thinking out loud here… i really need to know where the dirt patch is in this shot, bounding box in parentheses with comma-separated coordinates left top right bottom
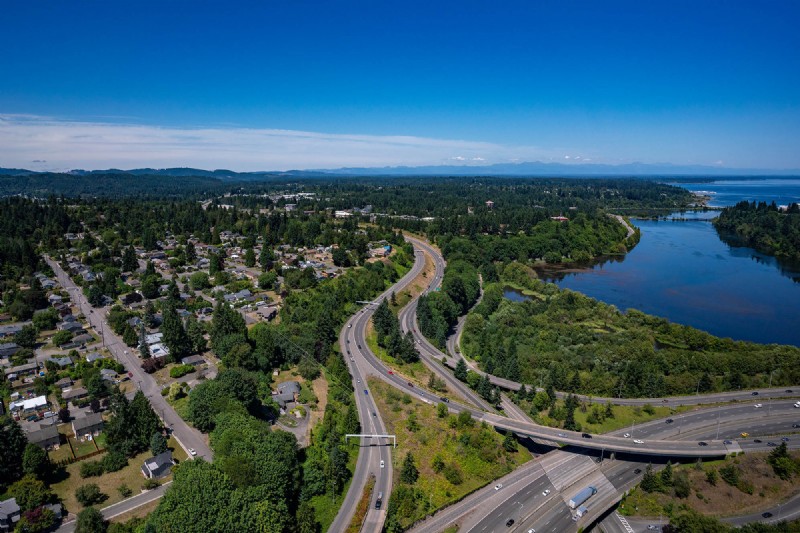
(308, 373, 328, 432)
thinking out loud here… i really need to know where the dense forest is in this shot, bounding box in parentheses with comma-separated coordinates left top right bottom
(714, 200, 800, 263)
(460, 263, 800, 397)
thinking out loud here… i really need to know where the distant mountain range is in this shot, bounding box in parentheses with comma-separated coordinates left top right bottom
(1, 161, 798, 179)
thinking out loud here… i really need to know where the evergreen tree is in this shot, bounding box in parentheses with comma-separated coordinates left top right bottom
(661, 461, 673, 487)
(150, 432, 168, 456)
(186, 241, 197, 263)
(244, 248, 256, 267)
(640, 464, 660, 492)
(400, 452, 419, 484)
(259, 244, 274, 271)
(1, 416, 28, 491)
(161, 305, 191, 361)
(454, 358, 468, 381)
(122, 324, 138, 347)
(139, 322, 150, 359)
(122, 246, 138, 273)
(186, 315, 207, 354)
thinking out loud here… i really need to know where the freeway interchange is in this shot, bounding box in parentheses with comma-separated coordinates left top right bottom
(333, 236, 800, 533)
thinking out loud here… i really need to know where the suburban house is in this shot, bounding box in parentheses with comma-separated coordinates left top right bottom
(62, 387, 89, 402)
(120, 292, 143, 306)
(25, 424, 60, 450)
(85, 352, 105, 364)
(47, 356, 73, 369)
(55, 377, 73, 390)
(0, 342, 20, 358)
(0, 498, 21, 532)
(72, 412, 104, 441)
(9, 395, 49, 416)
(141, 450, 174, 479)
(0, 324, 24, 338)
(150, 343, 170, 358)
(100, 368, 117, 382)
(272, 381, 301, 409)
(181, 355, 205, 366)
(71, 333, 94, 345)
(6, 362, 38, 379)
(48, 294, 63, 305)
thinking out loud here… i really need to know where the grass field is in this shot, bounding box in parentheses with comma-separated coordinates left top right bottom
(370, 378, 531, 529)
(620, 450, 800, 519)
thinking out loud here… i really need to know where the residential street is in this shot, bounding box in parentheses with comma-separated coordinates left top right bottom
(45, 255, 212, 461)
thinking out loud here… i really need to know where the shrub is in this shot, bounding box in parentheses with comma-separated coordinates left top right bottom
(169, 364, 196, 379)
(117, 485, 132, 498)
(76, 484, 106, 506)
(142, 478, 161, 490)
(101, 452, 128, 473)
(443, 463, 463, 485)
(79, 461, 104, 479)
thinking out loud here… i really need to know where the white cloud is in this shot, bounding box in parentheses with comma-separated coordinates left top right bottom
(0, 114, 558, 172)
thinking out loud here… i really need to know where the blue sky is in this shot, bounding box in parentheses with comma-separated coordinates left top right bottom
(2, 1, 799, 171)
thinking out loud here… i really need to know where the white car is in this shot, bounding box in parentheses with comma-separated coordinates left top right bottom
(348, 324, 352, 328)
(633, 439, 645, 444)
(495, 484, 503, 490)
(542, 489, 550, 496)
(380, 460, 385, 468)
(754, 403, 763, 408)
(623, 433, 631, 438)
(188, 448, 197, 456)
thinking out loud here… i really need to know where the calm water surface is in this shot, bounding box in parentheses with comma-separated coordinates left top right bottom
(536, 180, 800, 347)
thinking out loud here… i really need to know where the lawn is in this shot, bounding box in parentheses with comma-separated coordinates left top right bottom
(370, 378, 532, 529)
(575, 402, 686, 435)
(51, 436, 186, 515)
(69, 436, 100, 459)
(166, 395, 190, 421)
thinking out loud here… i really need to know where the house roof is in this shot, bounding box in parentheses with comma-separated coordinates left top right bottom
(277, 381, 300, 395)
(9, 395, 48, 412)
(26, 424, 59, 444)
(0, 497, 20, 518)
(62, 387, 88, 400)
(47, 356, 73, 368)
(143, 450, 174, 473)
(181, 355, 205, 366)
(73, 412, 104, 434)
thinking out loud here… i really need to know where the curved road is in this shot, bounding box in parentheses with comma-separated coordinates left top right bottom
(411, 241, 800, 407)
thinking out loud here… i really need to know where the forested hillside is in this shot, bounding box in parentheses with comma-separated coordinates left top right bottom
(460, 263, 800, 397)
(714, 200, 800, 263)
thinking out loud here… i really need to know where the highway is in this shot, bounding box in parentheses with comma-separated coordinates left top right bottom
(45, 256, 212, 461)
(328, 247, 429, 532)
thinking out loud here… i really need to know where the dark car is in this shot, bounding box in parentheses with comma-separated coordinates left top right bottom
(582, 433, 592, 439)
(782, 437, 790, 442)
(752, 391, 759, 396)
(407, 382, 414, 387)
(440, 397, 449, 403)
(364, 390, 369, 395)
(794, 424, 800, 428)
(723, 440, 733, 444)
(666, 418, 674, 424)
(762, 512, 773, 518)
(662, 399, 669, 403)
(634, 468, 642, 474)
(786, 389, 794, 393)
(754, 439, 763, 443)
(698, 441, 708, 446)
(506, 519, 515, 527)
(767, 441, 777, 446)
